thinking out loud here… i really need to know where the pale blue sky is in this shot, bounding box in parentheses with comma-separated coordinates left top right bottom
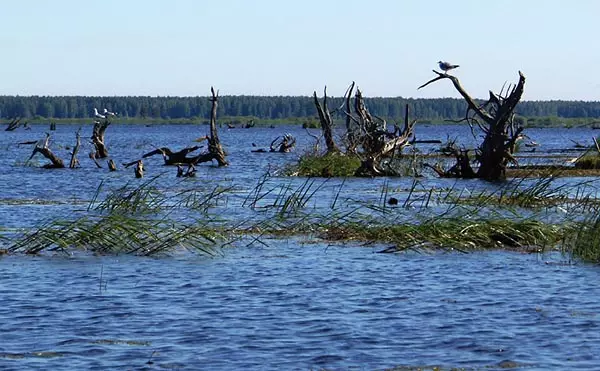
(1, 0, 598, 100)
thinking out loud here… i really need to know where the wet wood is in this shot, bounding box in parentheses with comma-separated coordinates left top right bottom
(69, 129, 81, 168)
(26, 133, 65, 168)
(419, 71, 526, 181)
(91, 119, 111, 159)
(142, 145, 202, 165)
(313, 87, 340, 154)
(135, 160, 144, 178)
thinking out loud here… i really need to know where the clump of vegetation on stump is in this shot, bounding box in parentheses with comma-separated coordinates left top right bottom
(295, 82, 416, 177)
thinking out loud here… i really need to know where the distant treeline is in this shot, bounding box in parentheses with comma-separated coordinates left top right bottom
(1, 95, 599, 121)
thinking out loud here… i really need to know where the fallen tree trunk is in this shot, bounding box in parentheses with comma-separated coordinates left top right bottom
(142, 145, 201, 165)
(26, 133, 65, 168)
(5, 117, 22, 131)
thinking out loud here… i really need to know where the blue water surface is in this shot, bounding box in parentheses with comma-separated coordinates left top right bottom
(0, 123, 599, 370)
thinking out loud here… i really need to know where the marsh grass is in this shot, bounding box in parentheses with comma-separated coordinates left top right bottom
(575, 152, 600, 169)
(8, 171, 600, 262)
(9, 177, 229, 256)
(294, 152, 361, 177)
(320, 216, 563, 253)
(443, 175, 600, 213)
(563, 214, 600, 263)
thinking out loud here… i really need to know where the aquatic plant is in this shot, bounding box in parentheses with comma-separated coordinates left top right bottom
(563, 214, 600, 263)
(294, 152, 361, 177)
(8, 178, 229, 256)
(575, 152, 600, 169)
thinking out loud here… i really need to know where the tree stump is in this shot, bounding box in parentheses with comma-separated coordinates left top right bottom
(419, 70, 526, 181)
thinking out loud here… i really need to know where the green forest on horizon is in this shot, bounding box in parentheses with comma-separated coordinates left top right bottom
(1, 95, 600, 126)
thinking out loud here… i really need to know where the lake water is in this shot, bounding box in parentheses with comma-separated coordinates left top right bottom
(1, 123, 599, 370)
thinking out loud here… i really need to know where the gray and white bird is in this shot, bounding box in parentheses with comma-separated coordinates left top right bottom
(93, 108, 106, 119)
(438, 60, 459, 73)
(103, 108, 117, 116)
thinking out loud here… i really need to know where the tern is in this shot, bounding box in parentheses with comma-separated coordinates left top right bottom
(103, 108, 117, 116)
(93, 108, 106, 119)
(438, 60, 459, 73)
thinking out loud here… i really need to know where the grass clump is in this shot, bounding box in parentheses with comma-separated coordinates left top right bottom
(575, 153, 600, 169)
(295, 152, 361, 177)
(563, 215, 600, 263)
(8, 179, 230, 256)
(320, 217, 563, 253)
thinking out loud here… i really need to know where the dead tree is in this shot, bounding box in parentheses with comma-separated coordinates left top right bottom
(5, 117, 23, 131)
(135, 160, 144, 178)
(190, 87, 228, 166)
(314, 87, 340, 154)
(350, 90, 416, 176)
(26, 133, 65, 168)
(142, 145, 201, 165)
(108, 159, 117, 171)
(91, 119, 111, 159)
(69, 129, 82, 168)
(419, 70, 526, 181)
(270, 134, 296, 152)
(311, 83, 416, 176)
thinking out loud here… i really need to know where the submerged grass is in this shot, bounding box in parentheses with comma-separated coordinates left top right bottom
(9, 178, 230, 256)
(293, 152, 361, 177)
(563, 213, 600, 263)
(7, 171, 600, 263)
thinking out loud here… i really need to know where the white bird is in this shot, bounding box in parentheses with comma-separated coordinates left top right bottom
(103, 108, 117, 116)
(438, 60, 459, 73)
(94, 108, 106, 119)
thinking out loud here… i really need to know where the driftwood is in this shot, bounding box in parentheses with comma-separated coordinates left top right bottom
(251, 134, 297, 153)
(347, 85, 416, 176)
(26, 133, 65, 168)
(133, 87, 228, 168)
(191, 87, 228, 166)
(270, 134, 296, 152)
(312, 83, 416, 177)
(176, 164, 196, 177)
(134, 160, 144, 178)
(314, 87, 340, 154)
(91, 119, 111, 159)
(419, 70, 526, 181)
(69, 129, 82, 168)
(142, 145, 201, 165)
(5, 117, 23, 131)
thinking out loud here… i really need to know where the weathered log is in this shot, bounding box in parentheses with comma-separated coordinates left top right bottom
(191, 87, 228, 166)
(91, 119, 111, 159)
(135, 160, 144, 178)
(142, 145, 201, 165)
(313, 87, 340, 154)
(5, 117, 22, 131)
(270, 134, 296, 152)
(69, 129, 81, 168)
(419, 70, 526, 181)
(176, 164, 196, 177)
(26, 133, 65, 168)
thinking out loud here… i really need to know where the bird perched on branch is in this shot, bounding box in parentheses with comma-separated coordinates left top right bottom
(93, 108, 106, 119)
(438, 60, 459, 73)
(103, 108, 117, 116)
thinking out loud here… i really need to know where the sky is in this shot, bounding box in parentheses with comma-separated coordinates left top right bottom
(1, 0, 599, 100)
